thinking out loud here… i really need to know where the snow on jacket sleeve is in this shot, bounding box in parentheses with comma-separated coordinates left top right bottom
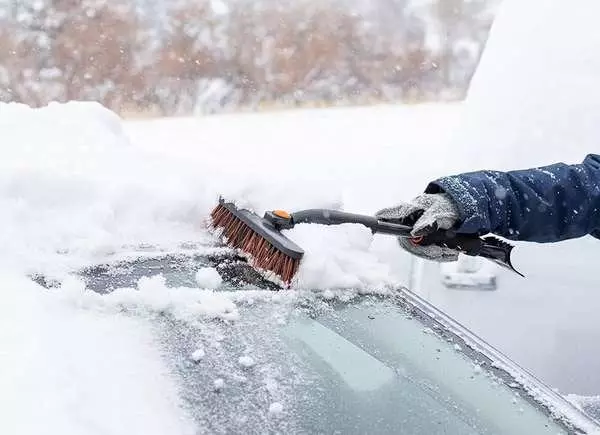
(424, 154, 600, 243)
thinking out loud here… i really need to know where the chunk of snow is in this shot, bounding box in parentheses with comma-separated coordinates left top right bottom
(268, 402, 284, 415)
(213, 378, 225, 391)
(238, 356, 255, 368)
(195, 267, 223, 289)
(264, 378, 279, 394)
(59, 274, 241, 324)
(291, 223, 396, 290)
(191, 348, 205, 362)
(321, 289, 335, 300)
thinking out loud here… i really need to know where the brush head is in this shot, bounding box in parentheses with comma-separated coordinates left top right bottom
(209, 199, 304, 287)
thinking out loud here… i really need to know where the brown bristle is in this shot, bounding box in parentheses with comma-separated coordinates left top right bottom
(210, 204, 300, 286)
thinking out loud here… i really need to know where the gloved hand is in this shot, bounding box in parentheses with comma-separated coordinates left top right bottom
(375, 193, 462, 262)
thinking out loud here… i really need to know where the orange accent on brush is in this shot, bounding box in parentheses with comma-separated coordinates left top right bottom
(272, 210, 291, 219)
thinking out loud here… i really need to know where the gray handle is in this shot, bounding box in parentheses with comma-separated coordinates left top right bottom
(265, 208, 522, 277)
(291, 209, 413, 236)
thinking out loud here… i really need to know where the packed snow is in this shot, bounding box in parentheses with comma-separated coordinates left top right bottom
(213, 378, 225, 391)
(195, 267, 223, 288)
(0, 274, 196, 435)
(238, 356, 256, 368)
(191, 348, 206, 362)
(268, 402, 284, 415)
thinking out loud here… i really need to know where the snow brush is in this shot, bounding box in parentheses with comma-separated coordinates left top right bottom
(209, 198, 523, 287)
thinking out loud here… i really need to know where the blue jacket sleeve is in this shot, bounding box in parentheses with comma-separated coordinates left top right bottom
(424, 154, 600, 243)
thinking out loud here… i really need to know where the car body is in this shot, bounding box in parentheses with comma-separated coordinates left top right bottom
(440, 256, 498, 291)
(35, 252, 600, 434)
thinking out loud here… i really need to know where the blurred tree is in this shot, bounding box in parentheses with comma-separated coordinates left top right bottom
(152, 0, 227, 115)
(53, 0, 147, 108)
(0, 14, 41, 104)
(0, 0, 147, 110)
(433, 0, 494, 92)
(0, 0, 499, 113)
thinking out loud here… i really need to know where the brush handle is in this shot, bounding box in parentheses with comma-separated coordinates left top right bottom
(290, 209, 483, 252)
(290, 209, 414, 235)
(289, 209, 513, 262)
(266, 208, 521, 275)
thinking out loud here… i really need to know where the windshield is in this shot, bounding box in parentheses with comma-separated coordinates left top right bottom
(75, 256, 582, 434)
(159, 291, 568, 434)
(284, 302, 567, 434)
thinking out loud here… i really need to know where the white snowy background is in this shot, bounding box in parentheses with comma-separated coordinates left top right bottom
(1, 0, 600, 432)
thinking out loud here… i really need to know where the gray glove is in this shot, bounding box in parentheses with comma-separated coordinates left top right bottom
(375, 193, 461, 262)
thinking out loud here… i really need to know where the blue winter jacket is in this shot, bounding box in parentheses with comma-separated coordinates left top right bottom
(425, 154, 600, 243)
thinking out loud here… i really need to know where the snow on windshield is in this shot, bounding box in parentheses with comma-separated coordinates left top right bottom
(0, 100, 462, 287)
(0, 100, 460, 434)
(0, 273, 197, 435)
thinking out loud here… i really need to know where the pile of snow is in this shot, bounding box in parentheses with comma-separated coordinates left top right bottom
(291, 223, 394, 289)
(0, 101, 216, 278)
(268, 402, 284, 416)
(60, 274, 240, 323)
(0, 100, 461, 290)
(195, 267, 223, 289)
(125, 103, 462, 290)
(0, 274, 196, 435)
(238, 355, 256, 368)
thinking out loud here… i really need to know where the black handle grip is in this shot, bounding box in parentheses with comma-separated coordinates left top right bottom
(416, 230, 484, 256)
(415, 231, 523, 276)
